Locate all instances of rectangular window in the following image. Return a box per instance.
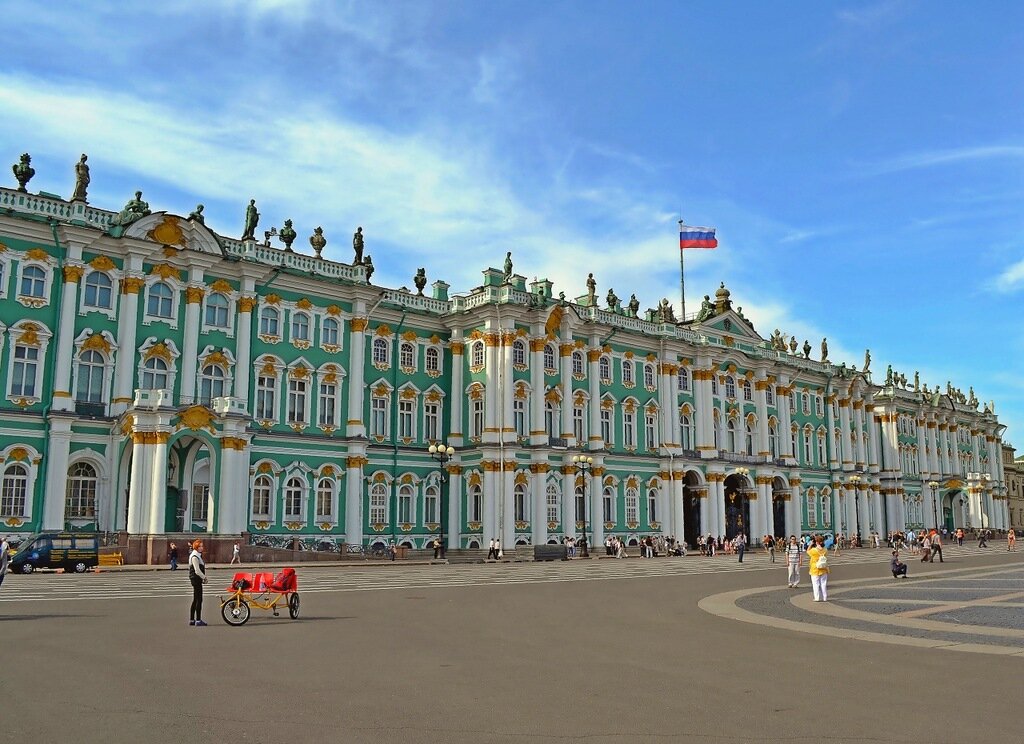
[398,491,412,523]
[12,345,39,398]
[316,482,333,519]
[514,489,527,522]
[625,494,639,524]
[371,397,388,437]
[424,402,440,441]
[623,411,635,448]
[318,382,337,427]
[424,488,439,524]
[369,490,387,524]
[287,379,307,425]
[547,487,559,524]
[191,484,209,521]
[806,493,817,528]
[253,481,271,518]
[513,399,526,438]
[573,406,585,442]
[648,492,657,523]
[256,375,276,420]
[601,409,612,445]
[815,396,823,417]
[645,415,657,450]
[398,399,414,439]
[1,473,27,517]
[603,491,614,523]
[471,399,484,438]
[622,360,634,385]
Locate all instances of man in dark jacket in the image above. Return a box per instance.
[891,551,908,578]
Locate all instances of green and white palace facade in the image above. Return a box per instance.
[0,181,1010,551]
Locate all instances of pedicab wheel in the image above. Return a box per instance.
[221,597,250,626]
[288,593,300,619]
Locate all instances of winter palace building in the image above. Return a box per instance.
[0,170,1010,552]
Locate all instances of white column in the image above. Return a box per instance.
[671,471,684,540]
[951,426,962,475]
[146,436,169,534]
[531,465,547,545]
[971,431,981,473]
[234,289,255,405]
[446,466,461,551]
[939,423,951,475]
[755,377,769,459]
[699,486,710,539]
[853,401,867,468]
[789,480,801,535]
[826,399,839,470]
[916,419,928,476]
[756,478,771,539]
[483,333,500,445]
[447,337,464,446]
[660,362,675,447]
[501,460,515,549]
[779,386,794,459]
[41,417,73,529]
[346,314,368,438]
[867,413,882,471]
[345,454,364,546]
[559,342,574,445]
[179,280,204,405]
[587,346,602,452]
[561,466,576,541]
[697,367,716,454]
[590,466,604,549]
[111,276,143,416]
[926,423,940,474]
[215,435,251,534]
[501,332,516,444]
[529,338,545,446]
[126,436,154,534]
[51,266,82,411]
[838,399,852,468]
[482,461,498,544]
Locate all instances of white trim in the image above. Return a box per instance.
[79,267,120,320]
[141,275,182,329]
[6,321,52,406]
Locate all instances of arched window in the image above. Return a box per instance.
[147,281,174,318]
[625,488,639,524]
[372,337,389,365]
[801,392,810,414]
[425,346,440,373]
[805,489,817,528]
[468,483,482,522]
[744,421,755,455]
[471,341,485,369]
[141,357,169,391]
[572,351,585,377]
[726,418,737,451]
[424,483,439,524]
[677,367,689,392]
[544,400,557,437]
[713,410,721,448]
[65,462,97,519]
[543,344,556,372]
[205,292,229,328]
[512,340,526,367]
[260,307,279,337]
[816,430,827,465]
[256,367,277,421]
[252,475,273,518]
[1,464,28,517]
[369,483,388,524]
[400,342,416,369]
[76,350,106,403]
[575,486,586,522]
[322,317,340,347]
[603,486,615,523]
[21,265,47,298]
[514,482,528,522]
[622,360,634,385]
[724,376,736,399]
[742,379,752,401]
[647,487,658,524]
[599,355,611,381]
[398,484,414,523]
[284,476,304,519]
[11,344,39,398]
[291,312,310,341]
[199,364,226,405]
[711,376,719,395]
[315,478,333,519]
[769,423,779,458]
[83,272,113,309]
[766,385,775,406]
[803,427,813,465]
[821,491,831,528]
[546,482,560,524]
[680,413,694,450]
[643,363,655,388]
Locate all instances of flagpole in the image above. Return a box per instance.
[678,218,686,320]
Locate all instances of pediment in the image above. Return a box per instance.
[123,212,225,256]
[696,310,762,342]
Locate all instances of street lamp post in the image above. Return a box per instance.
[428,444,456,557]
[734,467,750,541]
[848,475,862,544]
[927,481,940,530]
[572,455,594,557]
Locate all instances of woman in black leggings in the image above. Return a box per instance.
[188,540,208,626]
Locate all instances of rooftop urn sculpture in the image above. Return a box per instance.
[309,226,326,258]
[353,227,364,265]
[189,204,205,224]
[802,339,811,359]
[109,190,151,227]
[242,199,259,240]
[586,272,597,305]
[11,153,34,192]
[714,282,732,313]
[71,154,89,202]
[820,337,829,362]
[503,251,513,282]
[414,268,427,295]
[363,254,374,283]
[279,219,297,251]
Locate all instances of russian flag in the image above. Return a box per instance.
[679,226,717,249]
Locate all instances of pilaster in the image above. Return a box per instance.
[51,265,82,411]
[42,415,74,529]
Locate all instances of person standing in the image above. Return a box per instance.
[806,535,830,602]
[785,535,802,588]
[930,531,944,563]
[188,540,208,626]
[230,542,241,565]
[1008,529,1016,552]
[495,538,503,560]
[168,542,179,571]
[487,538,497,560]
[736,533,745,563]
[956,528,964,547]
[920,534,931,562]
[978,530,988,549]
[0,535,10,590]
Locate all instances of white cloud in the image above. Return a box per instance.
[856,145,1024,177]
[994,258,1024,293]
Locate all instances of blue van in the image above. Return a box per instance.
[10,532,99,574]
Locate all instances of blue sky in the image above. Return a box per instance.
[2,1,1022,445]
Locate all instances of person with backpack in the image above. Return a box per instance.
[806,535,830,602]
[188,540,208,627]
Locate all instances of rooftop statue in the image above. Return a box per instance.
[71,154,89,202]
[363,254,374,284]
[586,273,597,305]
[968,387,977,407]
[110,190,151,227]
[628,294,639,318]
[606,287,619,311]
[913,371,919,391]
[886,365,893,385]
[11,153,34,192]
[353,227,364,265]
[898,372,907,388]
[661,298,676,322]
[788,336,798,354]
[414,268,427,295]
[188,204,205,224]
[242,199,259,241]
[503,251,513,282]
[309,226,326,258]
[695,294,714,322]
[820,337,829,362]
[802,339,811,359]
[279,219,297,251]
[863,349,871,373]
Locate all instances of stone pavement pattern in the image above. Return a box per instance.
[1,547,1019,744]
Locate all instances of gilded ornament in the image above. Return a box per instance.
[237,296,257,313]
[264,293,281,305]
[210,279,233,293]
[350,317,368,332]
[88,255,116,271]
[7,447,28,462]
[326,304,342,316]
[149,263,182,281]
[17,325,40,347]
[81,333,112,354]
[375,324,392,337]
[202,350,228,367]
[63,265,85,283]
[401,330,417,342]
[25,247,50,263]
[449,341,464,355]
[257,462,274,474]
[290,366,310,379]
[185,286,205,304]
[120,277,145,294]
[144,342,172,362]
[120,415,135,437]
[176,405,217,433]
[147,215,188,248]
[296,298,313,310]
